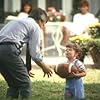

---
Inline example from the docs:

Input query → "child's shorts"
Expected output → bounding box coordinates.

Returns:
[64,78,85,100]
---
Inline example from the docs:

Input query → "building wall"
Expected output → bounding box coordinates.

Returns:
[88,0,100,15]
[38,0,46,10]
[4,0,21,12]
[3,0,100,23]
[3,0,100,16]
[4,0,72,16]
[0,0,4,23]
[62,0,72,20]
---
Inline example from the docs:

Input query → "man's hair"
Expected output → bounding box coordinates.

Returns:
[29,8,48,23]
[80,0,89,7]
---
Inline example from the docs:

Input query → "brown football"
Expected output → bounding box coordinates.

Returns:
[54,63,78,78]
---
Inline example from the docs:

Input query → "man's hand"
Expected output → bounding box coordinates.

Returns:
[34,59,53,78]
[42,65,53,78]
[28,71,35,78]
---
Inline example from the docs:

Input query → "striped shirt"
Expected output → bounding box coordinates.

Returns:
[67,59,85,71]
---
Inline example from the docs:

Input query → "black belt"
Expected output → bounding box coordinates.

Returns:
[0,42,21,49]
[0,42,21,53]
[0,42,15,45]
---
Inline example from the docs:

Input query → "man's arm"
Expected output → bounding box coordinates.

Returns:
[29,24,52,77]
[33,59,52,77]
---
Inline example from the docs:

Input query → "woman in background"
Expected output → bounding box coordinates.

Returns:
[18,1,32,18]
[62,0,99,46]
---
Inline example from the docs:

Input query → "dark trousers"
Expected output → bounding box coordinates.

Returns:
[0,44,31,99]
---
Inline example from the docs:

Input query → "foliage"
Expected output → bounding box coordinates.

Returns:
[70,23,100,61]
[70,35,91,61]
[89,23,100,38]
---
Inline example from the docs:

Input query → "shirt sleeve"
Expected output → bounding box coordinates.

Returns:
[75,60,85,71]
[29,24,43,61]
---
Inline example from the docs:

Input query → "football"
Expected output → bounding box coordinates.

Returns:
[54,63,78,78]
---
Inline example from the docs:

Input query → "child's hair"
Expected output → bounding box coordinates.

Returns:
[66,42,82,59]
[80,0,89,8]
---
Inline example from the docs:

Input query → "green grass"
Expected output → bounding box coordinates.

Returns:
[0,68,100,100]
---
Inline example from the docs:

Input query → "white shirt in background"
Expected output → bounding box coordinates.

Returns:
[17,12,29,18]
[63,13,99,35]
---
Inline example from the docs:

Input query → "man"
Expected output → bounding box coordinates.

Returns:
[0,8,52,100]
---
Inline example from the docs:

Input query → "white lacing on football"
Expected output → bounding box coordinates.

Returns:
[68,63,74,73]
[55,65,58,72]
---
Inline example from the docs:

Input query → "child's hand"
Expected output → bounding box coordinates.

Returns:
[67,72,80,79]
[72,71,86,77]
[72,72,80,77]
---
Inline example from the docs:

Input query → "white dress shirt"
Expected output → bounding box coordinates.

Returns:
[0,18,43,61]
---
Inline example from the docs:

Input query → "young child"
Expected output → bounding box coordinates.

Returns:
[64,42,86,100]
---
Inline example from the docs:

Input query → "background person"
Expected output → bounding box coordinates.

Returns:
[17,1,32,18]
[62,0,99,45]
[5,1,32,20]
[0,8,52,100]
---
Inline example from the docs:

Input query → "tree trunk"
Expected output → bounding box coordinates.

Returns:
[90,47,100,67]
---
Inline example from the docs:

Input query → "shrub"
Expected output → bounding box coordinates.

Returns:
[70,23,100,66]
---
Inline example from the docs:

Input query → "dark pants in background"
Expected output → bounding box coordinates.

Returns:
[0,43,31,99]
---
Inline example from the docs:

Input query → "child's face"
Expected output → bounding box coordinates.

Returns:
[66,47,78,60]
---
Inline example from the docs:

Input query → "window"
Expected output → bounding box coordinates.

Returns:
[0,0,4,23]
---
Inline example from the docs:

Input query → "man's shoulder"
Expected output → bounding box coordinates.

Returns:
[19,18,39,28]
[20,18,36,23]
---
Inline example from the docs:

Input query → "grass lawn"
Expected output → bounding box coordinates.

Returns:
[0,68,100,100]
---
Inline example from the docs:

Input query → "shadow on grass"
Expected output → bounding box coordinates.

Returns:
[84,83,100,100]
[0,80,100,100]
[31,80,64,100]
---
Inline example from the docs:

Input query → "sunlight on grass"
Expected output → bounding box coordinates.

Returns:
[31,68,100,84]
[31,68,65,83]
[0,68,100,100]
[84,68,100,84]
